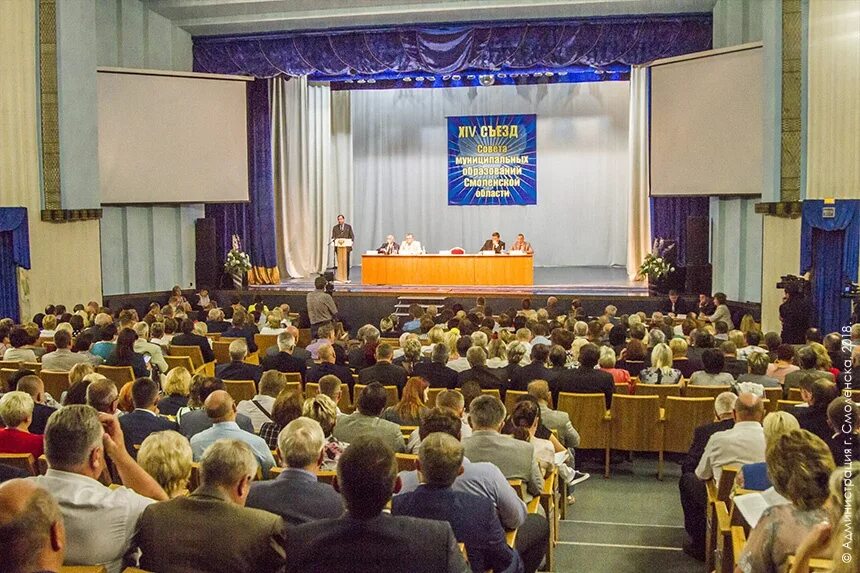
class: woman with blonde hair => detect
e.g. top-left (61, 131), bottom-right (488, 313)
top-left (398, 338), bottom-right (423, 376)
top-left (809, 342), bottom-right (837, 377)
top-left (382, 376), bottom-right (429, 426)
top-left (638, 343), bottom-right (682, 385)
top-left (302, 393), bottom-right (347, 470)
top-left (735, 411), bottom-right (800, 491)
top-left (598, 346), bottom-right (632, 393)
top-left (137, 430), bottom-right (193, 498)
top-left (486, 338), bottom-right (509, 369)
top-left (158, 366), bottom-right (192, 416)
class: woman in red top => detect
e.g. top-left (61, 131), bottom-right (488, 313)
top-left (0, 391), bottom-right (45, 460)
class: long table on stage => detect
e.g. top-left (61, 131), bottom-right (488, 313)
top-left (361, 254), bottom-right (534, 286)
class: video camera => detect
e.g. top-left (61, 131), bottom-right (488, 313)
top-left (776, 274), bottom-right (810, 296)
top-left (322, 271), bottom-right (336, 294)
top-left (842, 281), bottom-right (860, 300)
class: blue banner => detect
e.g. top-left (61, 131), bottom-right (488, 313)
top-left (447, 114), bottom-right (537, 205)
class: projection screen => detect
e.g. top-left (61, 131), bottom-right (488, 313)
top-left (98, 68), bottom-right (250, 204)
top-left (649, 44), bottom-right (763, 196)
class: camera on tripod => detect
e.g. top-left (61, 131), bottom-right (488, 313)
top-left (842, 281), bottom-right (860, 300)
top-left (776, 274), bottom-right (810, 295)
top-left (322, 271), bottom-right (336, 294)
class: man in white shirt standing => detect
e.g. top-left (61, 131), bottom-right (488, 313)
top-left (29, 405), bottom-right (167, 573)
top-left (400, 233), bottom-right (423, 254)
top-left (695, 391), bottom-right (766, 482)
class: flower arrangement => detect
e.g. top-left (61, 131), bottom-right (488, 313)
top-left (639, 238), bottom-right (676, 280)
top-left (224, 234), bottom-right (252, 277)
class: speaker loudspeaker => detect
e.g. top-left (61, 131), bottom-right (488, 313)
top-left (195, 218), bottom-right (219, 289)
top-left (685, 216), bottom-right (710, 266)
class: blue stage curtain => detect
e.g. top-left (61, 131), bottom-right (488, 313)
top-left (800, 200), bottom-right (860, 334)
top-left (650, 196), bottom-right (710, 265)
top-left (0, 207), bottom-right (31, 322)
top-left (193, 15), bottom-right (712, 79)
top-left (205, 79), bottom-right (280, 285)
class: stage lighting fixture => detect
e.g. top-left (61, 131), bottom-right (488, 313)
top-left (498, 73), bottom-right (507, 78)
top-left (357, 79), bottom-right (366, 83)
top-left (443, 75), bottom-right (451, 80)
top-left (367, 78), bottom-right (376, 83)
top-left (558, 71), bottom-right (568, 76)
top-left (416, 76), bottom-right (425, 81)
top-left (466, 74), bottom-right (475, 80)
top-left (544, 71), bottom-right (554, 76)
top-left (452, 75), bottom-right (461, 80)
top-left (427, 76), bottom-right (436, 81)
top-left (403, 77), bottom-right (412, 82)
top-left (478, 75), bottom-right (495, 86)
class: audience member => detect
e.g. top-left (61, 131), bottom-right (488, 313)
top-left (84, 375), bottom-right (118, 415)
top-left (40, 330), bottom-right (90, 371)
top-left (509, 344), bottom-right (553, 392)
top-left (237, 369), bottom-right (287, 433)
top-left (157, 366), bottom-right (191, 416)
top-left (0, 391), bottom-right (44, 459)
top-left (695, 392), bottom-right (766, 482)
top-left (688, 349), bottom-right (735, 386)
top-left (825, 396), bottom-right (860, 465)
top-left (3, 326), bottom-right (37, 362)
top-left (348, 324), bottom-right (380, 371)
top-left (638, 343), bottom-right (683, 385)
top-left (735, 411), bottom-right (800, 491)
top-left (15, 375), bottom-right (56, 434)
top-left (259, 388), bottom-right (304, 450)
top-left (527, 380), bottom-right (581, 453)
top-left (382, 376), bottom-right (429, 425)
top-left (215, 339), bottom-right (262, 384)
top-left (784, 346), bottom-right (836, 396)
top-left (260, 331), bottom-right (307, 380)
top-left (205, 308), bottom-right (231, 333)
top-left (104, 328), bottom-right (148, 378)
top-left (221, 310), bottom-right (259, 353)
top-left (458, 346), bottom-right (505, 392)
top-left (333, 382), bottom-right (406, 453)
top-left (793, 378), bottom-right (839, 442)
top-left (118, 377), bottom-right (177, 456)
top-left (358, 343), bottom-right (408, 391)
top-left (446, 335), bottom-right (473, 373)
top-left (136, 430), bottom-right (193, 498)
top-left (0, 479), bottom-right (66, 573)
top-left (131, 321), bottom-right (168, 375)
top-left (737, 330), bottom-right (768, 361)
top-left (306, 344), bottom-right (353, 389)
top-left (598, 346), bottom-right (633, 393)
top-left (316, 374), bottom-right (345, 413)
top-left (737, 352), bottom-right (781, 388)
top-left (303, 394), bottom-right (348, 470)
top-left (554, 343), bottom-right (614, 408)
top-left (414, 342), bottom-right (459, 389)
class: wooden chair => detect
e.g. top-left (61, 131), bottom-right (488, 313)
top-left (317, 470), bottom-right (336, 485)
top-left (223, 380), bottom-right (256, 402)
top-left (284, 381), bottom-right (302, 395)
top-left (213, 340), bottom-right (238, 364)
top-left (168, 345), bottom-right (215, 376)
top-left (22, 361), bottom-right (42, 374)
top-left (60, 567), bottom-right (108, 573)
top-left (635, 383), bottom-right (682, 407)
top-left (353, 384), bottom-right (399, 407)
top-left (42, 341), bottom-right (57, 353)
top-left (0, 453), bottom-right (36, 475)
top-left (614, 382), bottom-right (629, 394)
top-left (400, 425), bottom-right (418, 438)
top-left (763, 387), bottom-right (782, 413)
top-left (557, 393), bottom-right (610, 478)
top-left (609, 394), bottom-right (665, 479)
top-left (163, 354), bottom-right (194, 373)
top-left (284, 372), bottom-right (302, 384)
top-left (38, 454), bottom-right (48, 475)
top-left (0, 360), bottom-right (21, 370)
top-left (481, 388), bottom-right (501, 401)
top-left (40, 370), bottom-right (71, 401)
top-left (778, 400), bottom-right (803, 412)
top-left (504, 390), bottom-right (527, 413)
top-left (380, 337), bottom-right (401, 348)
top-left (507, 478), bottom-right (526, 500)
top-left (254, 334), bottom-right (280, 356)
top-left (731, 526), bottom-right (746, 565)
top-left (787, 387), bottom-right (803, 401)
top-left (427, 387), bottom-right (445, 406)
top-left (705, 465), bottom-right (740, 572)
top-left (304, 381), bottom-right (352, 412)
top-left (96, 365), bottom-right (135, 389)
top-left (305, 382), bottom-right (319, 398)
top-left (188, 463), bottom-right (201, 492)
top-left (0, 368), bottom-right (18, 391)
top-left (685, 385), bottom-right (733, 399)
top-left (297, 328), bottom-right (312, 349)
top-left (538, 469), bottom-right (558, 571)
top-left (396, 453), bottom-right (418, 472)
top-left (786, 555), bottom-right (835, 572)
top-left (662, 396), bottom-right (716, 456)
top-left (714, 500), bottom-right (735, 573)
top-left (205, 332), bottom-right (222, 342)
top-left (270, 466), bottom-right (284, 478)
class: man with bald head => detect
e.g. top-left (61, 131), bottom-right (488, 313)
top-left (695, 391), bottom-right (766, 482)
top-left (85, 376), bottom-right (119, 415)
top-left (0, 480), bottom-right (66, 573)
top-left (306, 344), bottom-right (353, 390)
top-left (190, 390), bottom-right (275, 477)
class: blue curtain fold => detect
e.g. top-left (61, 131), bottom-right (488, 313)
top-left (193, 15), bottom-right (712, 79)
top-left (800, 200), bottom-right (860, 334)
top-left (650, 196), bottom-right (710, 265)
top-left (205, 79), bottom-right (280, 285)
top-left (0, 207), bottom-right (30, 322)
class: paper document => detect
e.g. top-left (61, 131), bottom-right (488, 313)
top-left (732, 487), bottom-right (790, 528)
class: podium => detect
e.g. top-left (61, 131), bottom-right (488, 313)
top-left (334, 238), bottom-right (353, 282)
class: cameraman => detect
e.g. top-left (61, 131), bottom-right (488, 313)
top-left (307, 275), bottom-right (338, 337)
top-left (779, 286), bottom-right (813, 344)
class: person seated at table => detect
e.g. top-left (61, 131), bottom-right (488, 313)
top-left (377, 235), bottom-right (399, 255)
top-left (509, 233), bottom-right (533, 254)
top-left (480, 232), bottom-right (505, 254)
top-left (399, 233), bottom-right (423, 254)
top-left (662, 290), bottom-right (689, 316)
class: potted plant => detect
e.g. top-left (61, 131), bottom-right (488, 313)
top-left (639, 238), bottom-right (677, 294)
top-left (224, 234), bottom-right (252, 290)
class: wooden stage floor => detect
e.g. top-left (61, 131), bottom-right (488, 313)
top-left (249, 265), bottom-right (648, 297)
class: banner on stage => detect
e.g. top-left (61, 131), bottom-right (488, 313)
top-left (447, 114), bottom-right (537, 206)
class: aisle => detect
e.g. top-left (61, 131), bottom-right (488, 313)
top-left (553, 459), bottom-right (704, 572)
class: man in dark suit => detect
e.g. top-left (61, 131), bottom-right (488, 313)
top-left (358, 343), bottom-right (407, 393)
top-left (554, 344), bottom-right (614, 408)
top-left (284, 435), bottom-right (469, 573)
top-left (678, 391), bottom-right (738, 560)
top-left (170, 318), bottom-right (215, 363)
top-left (260, 332), bottom-right (307, 382)
top-left (826, 397), bottom-right (860, 465)
top-left (509, 344), bottom-right (553, 391)
top-left (784, 346), bottom-right (836, 397)
top-left (480, 232), bottom-right (505, 254)
top-left (793, 378), bottom-right (839, 443)
top-left (205, 308), bottom-right (232, 333)
top-left (135, 439), bottom-right (286, 573)
top-left (307, 344), bottom-right (354, 390)
top-left (247, 418), bottom-right (343, 525)
top-left (377, 234), bottom-right (400, 255)
top-left (179, 378), bottom-right (256, 439)
top-left (719, 342), bottom-right (747, 379)
top-left (392, 432), bottom-right (523, 573)
top-left (15, 375), bottom-right (56, 435)
top-left (331, 214), bottom-right (355, 279)
top-left (216, 339), bottom-right (262, 384)
top-left (414, 343), bottom-right (459, 389)
top-left (118, 377), bottom-right (177, 456)
top-left (457, 347), bottom-right (505, 393)
top-left (662, 290), bottom-right (690, 316)
top-left (348, 325), bottom-right (379, 371)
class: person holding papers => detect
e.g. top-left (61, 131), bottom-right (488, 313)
top-left (377, 235), bottom-right (399, 255)
top-left (399, 233), bottom-right (423, 254)
top-left (510, 234), bottom-right (533, 254)
top-left (479, 232), bottom-right (505, 254)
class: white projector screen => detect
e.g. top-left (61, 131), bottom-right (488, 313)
top-left (98, 69), bottom-right (250, 204)
top-left (649, 45), bottom-right (763, 196)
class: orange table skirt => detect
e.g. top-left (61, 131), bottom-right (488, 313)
top-left (361, 254), bottom-right (534, 286)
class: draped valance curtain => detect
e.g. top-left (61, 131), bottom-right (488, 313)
top-left (0, 207), bottom-right (30, 321)
top-left (800, 200), bottom-right (860, 334)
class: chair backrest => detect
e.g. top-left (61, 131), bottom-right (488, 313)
top-left (284, 372), bottom-right (302, 384)
top-left (188, 462), bottom-right (200, 492)
top-left (380, 338), bottom-right (401, 348)
top-left (254, 334), bottom-right (280, 356)
top-left (270, 466), bottom-right (284, 478)
top-left (164, 354), bottom-right (194, 374)
top-left (353, 384), bottom-right (399, 407)
top-left (169, 345), bottom-right (205, 369)
top-left (685, 385), bottom-right (733, 399)
top-left (223, 380), bottom-right (256, 403)
top-left (0, 368), bottom-right (18, 391)
top-left (317, 470), bottom-right (337, 485)
top-left (305, 382), bottom-right (319, 398)
top-left (284, 381), bottom-right (302, 395)
top-left (663, 397), bottom-right (716, 454)
top-left (0, 360), bottom-right (22, 370)
top-left (40, 370), bottom-right (71, 400)
top-left (635, 383), bottom-right (682, 407)
top-left (504, 390), bottom-right (527, 413)
top-left (42, 341), bottom-right (57, 353)
top-left (37, 454), bottom-right (48, 475)
top-left (507, 478), bottom-right (526, 500)
top-left (396, 453), bottom-right (418, 472)
top-left (0, 453), bottom-right (36, 475)
top-left (206, 332), bottom-right (222, 342)
top-left (787, 387), bottom-right (803, 401)
top-left (717, 465), bottom-right (740, 501)
top-left (614, 382), bottom-right (629, 395)
top-left (297, 328), bottom-right (312, 349)
top-left (481, 388), bottom-right (501, 401)
top-left (557, 393), bottom-right (609, 449)
top-left (610, 394), bottom-right (663, 452)
top-left (305, 382), bottom-right (352, 412)
top-left (213, 338), bottom-right (242, 364)
top-left (59, 566), bottom-right (108, 573)
top-left (427, 387), bottom-right (445, 406)
top-left (763, 387), bottom-right (782, 413)
top-left (22, 361), bottom-right (42, 374)
top-left (778, 400), bottom-right (803, 412)
top-left (96, 365), bottom-right (135, 389)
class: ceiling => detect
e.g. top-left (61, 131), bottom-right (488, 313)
top-left (142, 0), bottom-right (717, 37)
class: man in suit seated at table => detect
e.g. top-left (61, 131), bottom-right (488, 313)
top-left (392, 432), bottom-right (524, 573)
top-left (553, 343), bottom-right (615, 409)
top-left (118, 377), bottom-right (177, 456)
top-left (358, 343), bottom-right (407, 393)
top-left (216, 339), bottom-right (262, 385)
top-left (246, 417), bottom-right (344, 525)
top-left (334, 383), bottom-right (405, 453)
top-left (377, 235), bottom-right (399, 255)
top-left (307, 344), bottom-right (354, 391)
top-left (399, 233), bottom-right (423, 254)
top-left (662, 290), bottom-right (690, 316)
top-left (284, 435), bottom-right (469, 573)
top-left (259, 332), bottom-right (306, 381)
top-left (480, 232), bottom-right (505, 254)
top-left (414, 343), bottom-right (459, 389)
top-left (135, 439), bottom-right (286, 573)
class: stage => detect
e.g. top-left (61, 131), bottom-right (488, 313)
top-left (249, 266), bottom-right (647, 297)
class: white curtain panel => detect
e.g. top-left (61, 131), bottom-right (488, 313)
top-left (329, 90), bottom-right (354, 269)
top-left (351, 82), bottom-right (631, 267)
top-left (626, 66), bottom-right (652, 281)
